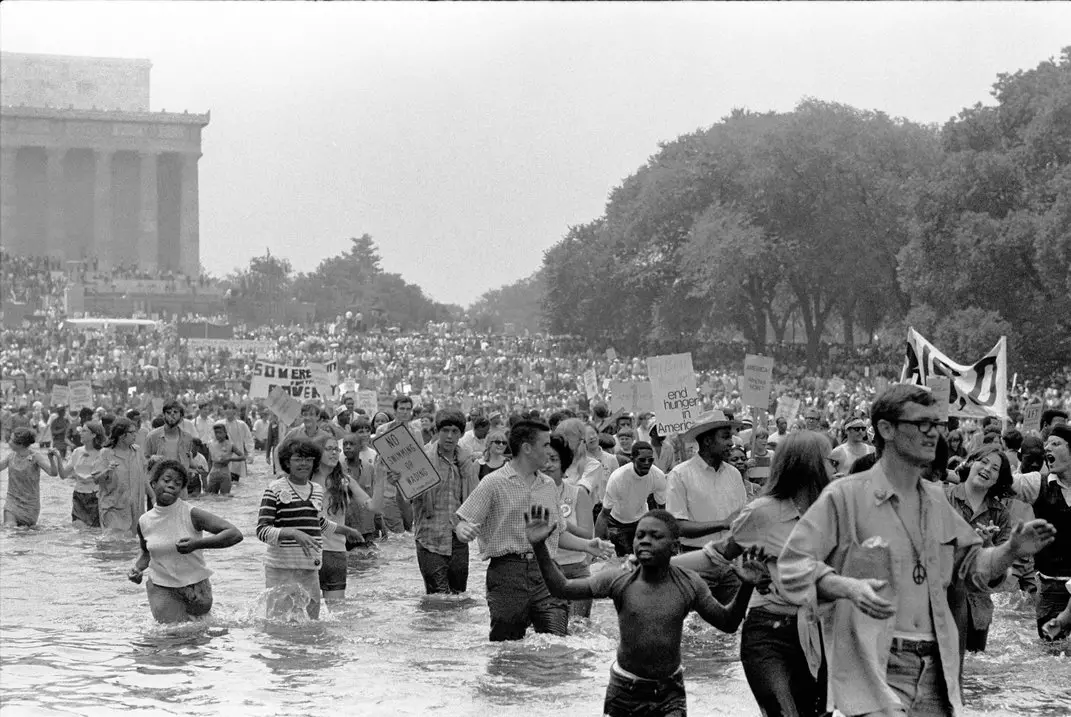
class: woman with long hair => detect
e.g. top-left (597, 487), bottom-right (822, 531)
top-left (311, 436), bottom-right (371, 603)
top-left (725, 431), bottom-right (833, 717)
top-left (945, 443), bottom-right (1015, 654)
top-left (98, 417), bottom-right (152, 535)
top-left (477, 428), bottom-right (509, 480)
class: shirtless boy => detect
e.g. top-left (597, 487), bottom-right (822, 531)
top-left (525, 506), bottom-right (767, 717)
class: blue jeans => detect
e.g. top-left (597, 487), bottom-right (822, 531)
top-left (863, 646), bottom-right (951, 717)
top-left (740, 609), bottom-right (825, 717)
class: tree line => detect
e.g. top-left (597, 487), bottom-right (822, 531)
top-left (474, 48), bottom-right (1070, 377)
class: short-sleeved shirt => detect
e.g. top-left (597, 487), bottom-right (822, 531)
top-left (603, 463), bottom-right (668, 524)
top-left (666, 456), bottom-right (746, 548)
top-left (729, 495), bottom-right (800, 613)
top-left (455, 461), bottom-right (566, 560)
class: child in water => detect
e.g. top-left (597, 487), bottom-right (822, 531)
top-left (128, 460), bottom-right (243, 623)
top-left (1, 427), bottom-right (60, 527)
top-left (525, 506), bottom-right (767, 717)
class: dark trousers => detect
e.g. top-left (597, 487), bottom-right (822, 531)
top-left (416, 536), bottom-right (469, 594)
top-left (1037, 575), bottom-right (1071, 640)
top-left (740, 609), bottom-right (825, 717)
top-left (605, 514), bottom-right (638, 558)
top-left (485, 554), bottom-right (568, 641)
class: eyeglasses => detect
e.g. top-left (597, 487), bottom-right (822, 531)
top-left (490, 440), bottom-right (507, 445)
top-left (847, 427), bottom-right (866, 432)
top-left (893, 419), bottom-right (948, 434)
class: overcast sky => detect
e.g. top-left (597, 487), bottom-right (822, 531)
top-left (2, 3), bottom-right (1068, 307)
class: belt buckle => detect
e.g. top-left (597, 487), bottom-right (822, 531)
top-left (520, 551), bottom-right (534, 560)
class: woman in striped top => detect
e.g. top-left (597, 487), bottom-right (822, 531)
top-left (256, 437), bottom-right (362, 619)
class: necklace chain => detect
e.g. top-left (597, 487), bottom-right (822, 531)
top-left (890, 488), bottom-right (928, 585)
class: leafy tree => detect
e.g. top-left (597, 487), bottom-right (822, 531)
top-left (899, 47), bottom-right (1071, 378)
top-left (468, 270), bottom-right (545, 334)
top-left (224, 250), bottom-right (294, 300)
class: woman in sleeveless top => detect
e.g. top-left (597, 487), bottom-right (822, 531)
top-left (1, 427), bottom-right (60, 527)
top-left (547, 435), bottom-right (595, 618)
top-left (128, 460), bottom-right (243, 623)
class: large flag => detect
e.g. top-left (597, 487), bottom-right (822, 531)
top-left (900, 328), bottom-right (1007, 419)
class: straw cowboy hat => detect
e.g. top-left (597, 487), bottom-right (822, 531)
top-left (682, 409), bottom-right (741, 443)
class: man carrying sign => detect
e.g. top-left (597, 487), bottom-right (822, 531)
top-left (396, 408), bottom-right (479, 594)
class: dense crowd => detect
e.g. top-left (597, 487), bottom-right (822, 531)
top-left (3, 254), bottom-right (1071, 717)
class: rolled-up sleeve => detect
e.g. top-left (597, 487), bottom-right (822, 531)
top-left (778, 489), bottom-right (840, 607)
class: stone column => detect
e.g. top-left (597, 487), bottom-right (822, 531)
top-left (46, 147), bottom-right (67, 260)
top-left (0, 147), bottom-right (17, 254)
top-left (138, 151), bottom-right (159, 273)
top-left (179, 153), bottom-right (200, 278)
top-left (94, 150), bottom-right (113, 271)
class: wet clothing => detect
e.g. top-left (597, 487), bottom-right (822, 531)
top-left (604, 662), bottom-right (687, 717)
top-left (98, 446), bottom-right (148, 534)
top-left (138, 500), bottom-right (212, 588)
top-left (4, 452), bottom-right (43, 526)
top-left (145, 577), bottom-right (213, 620)
top-left (256, 477), bottom-right (338, 571)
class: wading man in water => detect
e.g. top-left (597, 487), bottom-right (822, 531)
top-left (525, 506), bottom-right (767, 717)
top-left (454, 419), bottom-right (611, 641)
top-left (778, 385), bottom-right (1056, 717)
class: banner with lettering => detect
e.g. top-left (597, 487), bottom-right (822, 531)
top-left (901, 328), bottom-right (1007, 419)
top-left (250, 360), bottom-right (339, 400)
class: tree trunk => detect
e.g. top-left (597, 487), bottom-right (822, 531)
top-left (842, 305), bottom-right (855, 347)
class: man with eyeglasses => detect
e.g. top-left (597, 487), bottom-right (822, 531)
top-left (1010, 424), bottom-right (1071, 640)
top-left (830, 416), bottom-right (875, 475)
top-left (779, 384), bottom-right (1056, 717)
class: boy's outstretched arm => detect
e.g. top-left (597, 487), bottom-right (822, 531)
top-left (692, 545), bottom-right (768, 633)
top-left (526, 505), bottom-right (598, 601)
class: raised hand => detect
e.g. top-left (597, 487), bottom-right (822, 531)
top-left (1008, 519), bottom-right (1057, 559)
top-left (731, 545), bottom-right (770, 586)
top-left (584, 538), bottom-right (615, 559)
top-left (524, 505), bottom-right (557, 546)
top-left (974, 522), bottom-right (1001, 547)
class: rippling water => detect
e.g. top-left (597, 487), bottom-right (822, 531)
top-left (2, 454), bottom-right (1068, 716)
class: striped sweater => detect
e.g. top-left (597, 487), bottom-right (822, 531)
top-left (256, 476), bottom-right (338, 570)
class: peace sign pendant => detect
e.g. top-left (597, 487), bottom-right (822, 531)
top-left (912, 560), bottom-right (927, 585)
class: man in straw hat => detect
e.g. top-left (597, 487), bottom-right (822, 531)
top-left (665, 409), bottom-right (749, 602)
top-left (830, 415), bottom-right (875, 475)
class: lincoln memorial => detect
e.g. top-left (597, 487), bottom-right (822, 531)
top-left (0, 52), bottom-right (209, 276)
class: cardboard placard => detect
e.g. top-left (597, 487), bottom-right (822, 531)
top-left (187, 338), bottom-right (275, 354)
top-left (609, 380), bottom-right (654, 415)
top-left (646, 353), bottom-right (700, 435)
top-left (741, 354), bottom-right (774, 410)
top-left (250, 360), bottom-right (338, 399)
top-left (50, 384), bottom-right (70, 408)
top-left (583, 368), bottom-right (598, 399)
top-left (606, 348), bottom-right (617, 361)
top-left (69, 380), bottom-right (92, 410)
top-left (151, 397), bottom-right (165, 417)
top-left (267, 386), bottom-right (303, 427)
top-left (356, 389), bottom-right (378, 415)
top-left (1021, 400), bottom-right (1043, 435)
top-left (776, 396), bottom-right (801, 422)
top-left (372, 423), bottom-right (442, 501)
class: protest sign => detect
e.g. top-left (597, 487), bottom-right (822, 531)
top-left (902, 328), bottom-right (1007, 419)
top-left (0, 379), bottom-right (13, 398)
top-left (827, 377), bottom-right (846, 394)
top-left (1021, 400), bottom-right (1043, 435)
top-left (646, 353), bottom-right (700, 436)
top-left (308, 362), bottom-right (335, 401)
top-left (583, 368), bottom-right (598, 399)
top-left (267, 386), bottom-right (303, 427)
top-left (187, 338), bottom-right (275, 354)
top-left (926, 376), bottom-right (951, 421)
top-left (776, 396), bottom-right (801, 423)
top-left (610, 380), bottom-right (654, 415)
top-left (151, 397), bottom-right (165, 418)
top-left (69, 380), bottom-right (93, 410)
top-left (250, 360), bottom-right (338, 399)
top-left (356, 389), bottom-right (378, 415)
top-left (50, 384), bottom-right (70, 408)
top-left (875, 376), bottom-right (889, 396)
top-left (606, 348), bottom-right (617, 361)
top-left (741, 354), bottom-right (774, 410)
top-left (372, 423), bottom-right (442, 501)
